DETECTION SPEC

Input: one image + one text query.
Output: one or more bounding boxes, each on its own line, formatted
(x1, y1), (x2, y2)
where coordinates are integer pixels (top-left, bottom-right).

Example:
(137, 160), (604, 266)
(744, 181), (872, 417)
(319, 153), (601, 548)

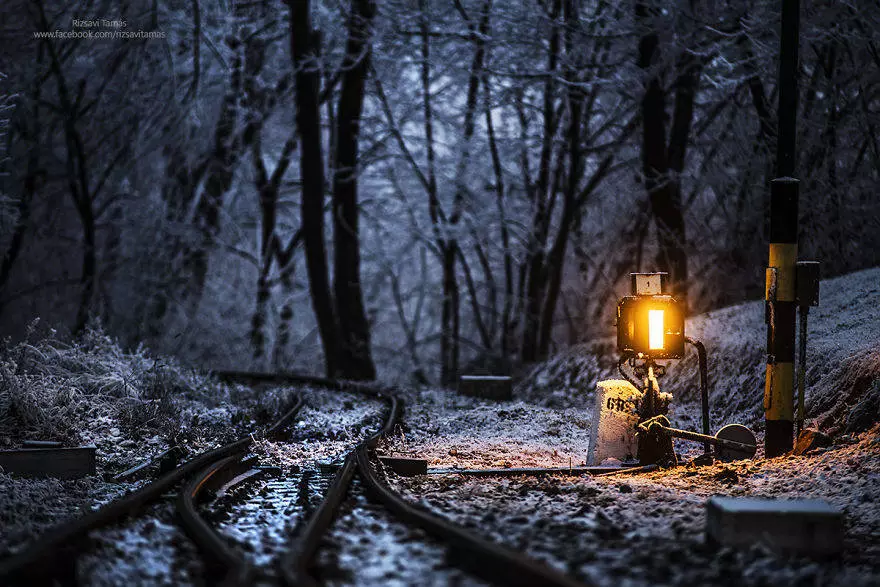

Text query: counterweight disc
(715, 424), (758, 461)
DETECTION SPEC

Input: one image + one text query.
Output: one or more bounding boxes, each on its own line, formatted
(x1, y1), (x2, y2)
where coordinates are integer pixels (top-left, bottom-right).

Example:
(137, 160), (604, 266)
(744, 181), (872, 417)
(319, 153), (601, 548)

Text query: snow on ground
(317, 477), (489, 587)
(0, 326), (299, 557)
(384, 267), (880, 586)
(0, 268), (877, 585)
(385, 388), (593, 469)
(252, 387), (385, 470)
(392, 424), (880, 587)
(78, 502), (205, 586)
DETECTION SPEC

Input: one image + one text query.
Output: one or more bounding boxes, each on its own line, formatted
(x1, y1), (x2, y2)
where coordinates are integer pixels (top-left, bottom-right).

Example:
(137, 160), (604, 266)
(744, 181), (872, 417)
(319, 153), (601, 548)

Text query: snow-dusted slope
(519, 267), (880, 436)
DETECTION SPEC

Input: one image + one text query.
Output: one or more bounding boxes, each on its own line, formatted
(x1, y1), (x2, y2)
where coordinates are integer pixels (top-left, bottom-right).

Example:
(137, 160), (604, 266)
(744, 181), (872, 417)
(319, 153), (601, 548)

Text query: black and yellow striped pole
(765, 0), (800, 457)
(765, 178), (798, 457)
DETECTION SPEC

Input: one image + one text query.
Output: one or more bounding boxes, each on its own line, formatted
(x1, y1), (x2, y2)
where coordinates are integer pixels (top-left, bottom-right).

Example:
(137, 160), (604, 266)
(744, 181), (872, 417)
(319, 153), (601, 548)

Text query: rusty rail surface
(177, 455), (256, 585)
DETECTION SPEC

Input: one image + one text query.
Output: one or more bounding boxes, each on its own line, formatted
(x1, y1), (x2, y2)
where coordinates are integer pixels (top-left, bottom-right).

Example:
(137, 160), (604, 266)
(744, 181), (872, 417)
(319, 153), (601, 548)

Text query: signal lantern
(616, 273), (685, 359)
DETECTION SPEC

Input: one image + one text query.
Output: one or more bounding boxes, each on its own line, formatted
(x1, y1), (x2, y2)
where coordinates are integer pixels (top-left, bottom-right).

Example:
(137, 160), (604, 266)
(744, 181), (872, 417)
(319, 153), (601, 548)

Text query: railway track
(1, 371), (594, 587)
(222, 372), (589, 587)
(0, 384), (304, 585)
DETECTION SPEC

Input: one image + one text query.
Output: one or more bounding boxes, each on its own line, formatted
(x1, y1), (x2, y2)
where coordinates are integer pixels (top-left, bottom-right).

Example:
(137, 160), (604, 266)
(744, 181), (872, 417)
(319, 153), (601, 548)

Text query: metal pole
(796, 306), (808, 435)
(776, 0), (800, 177)
(764, 0), (800, 458)
(686, 338), (711, 454)
(765, 180), (798, 457)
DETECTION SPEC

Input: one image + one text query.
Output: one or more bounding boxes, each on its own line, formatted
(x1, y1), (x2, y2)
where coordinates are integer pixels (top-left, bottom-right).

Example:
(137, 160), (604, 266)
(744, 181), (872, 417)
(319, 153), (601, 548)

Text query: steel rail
(177, 455), (256, 586)
(356, 420), (592, 587)
(177, 370), (398, 587)
(0, 392), (304, 583)
(256, 369), (594, 587)
(426, 465), (642, 477)
(280, 388), (402, 587)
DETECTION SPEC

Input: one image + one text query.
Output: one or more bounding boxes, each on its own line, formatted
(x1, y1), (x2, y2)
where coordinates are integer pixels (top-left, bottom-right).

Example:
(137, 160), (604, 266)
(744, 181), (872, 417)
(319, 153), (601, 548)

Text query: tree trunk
(289, 0), (338, 377)
(485, 82), (512, 358)
(636, 1), (693, 304)
(417, 0), (454, 384)
(183, 37), (245, 316)
(333, 0), (377, 380)
(521, 0), (561, 362)
(74, 203), (96, 335)
(535, 0), (582, 359)
(0, 137), (39, 312)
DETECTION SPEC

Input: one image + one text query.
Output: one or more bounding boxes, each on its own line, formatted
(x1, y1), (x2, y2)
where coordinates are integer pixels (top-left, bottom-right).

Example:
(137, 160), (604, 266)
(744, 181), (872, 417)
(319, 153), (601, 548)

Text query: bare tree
(635, 0), (698, 305)
(288, 0), (339, 377)
(332, 0), (379, 379)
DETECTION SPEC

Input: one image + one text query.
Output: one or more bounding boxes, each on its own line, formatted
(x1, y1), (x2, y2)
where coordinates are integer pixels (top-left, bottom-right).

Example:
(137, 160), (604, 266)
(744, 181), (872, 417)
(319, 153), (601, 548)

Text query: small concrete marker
(21, 439), (63, 448)
(380, 456), (428, 476)
(0, 445), (97, 479)
(457, 375), (513, 401)
(706, 496), (844, 556)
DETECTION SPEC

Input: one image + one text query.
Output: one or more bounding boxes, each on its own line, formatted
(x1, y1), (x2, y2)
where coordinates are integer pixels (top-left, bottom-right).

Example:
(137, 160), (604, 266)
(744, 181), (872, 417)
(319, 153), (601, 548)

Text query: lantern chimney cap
(631, 272), (669, 296)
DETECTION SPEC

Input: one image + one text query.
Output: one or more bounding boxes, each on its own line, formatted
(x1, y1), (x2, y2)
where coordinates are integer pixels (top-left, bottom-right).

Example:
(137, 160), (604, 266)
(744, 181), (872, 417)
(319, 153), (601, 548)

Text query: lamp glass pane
(648, 309), (664, 350)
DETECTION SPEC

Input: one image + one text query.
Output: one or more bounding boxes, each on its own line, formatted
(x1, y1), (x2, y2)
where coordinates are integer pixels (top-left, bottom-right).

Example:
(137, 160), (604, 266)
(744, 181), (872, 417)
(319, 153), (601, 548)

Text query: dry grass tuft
(0, 322), (292, 458)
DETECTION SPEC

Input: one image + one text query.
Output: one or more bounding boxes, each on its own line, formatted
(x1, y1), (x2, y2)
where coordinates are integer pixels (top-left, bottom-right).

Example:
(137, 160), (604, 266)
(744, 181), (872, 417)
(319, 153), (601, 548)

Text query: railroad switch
(588, 273), (758, 468)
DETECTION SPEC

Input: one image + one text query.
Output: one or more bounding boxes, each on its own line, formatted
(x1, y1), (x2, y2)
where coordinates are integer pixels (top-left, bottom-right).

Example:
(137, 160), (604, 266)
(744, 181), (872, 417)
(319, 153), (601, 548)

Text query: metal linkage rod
(685, 337), (711, 453)
(660, 426), (756, 454)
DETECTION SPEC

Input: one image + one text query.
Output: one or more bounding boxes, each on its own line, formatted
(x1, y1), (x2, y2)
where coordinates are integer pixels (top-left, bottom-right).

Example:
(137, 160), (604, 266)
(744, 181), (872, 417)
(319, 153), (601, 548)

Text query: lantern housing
(616, 273), (685, 359)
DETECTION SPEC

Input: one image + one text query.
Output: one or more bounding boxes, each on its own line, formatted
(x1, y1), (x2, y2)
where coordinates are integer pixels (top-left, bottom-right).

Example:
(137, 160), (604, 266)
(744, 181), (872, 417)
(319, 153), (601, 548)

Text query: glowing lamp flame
(648, 310), (664, 350)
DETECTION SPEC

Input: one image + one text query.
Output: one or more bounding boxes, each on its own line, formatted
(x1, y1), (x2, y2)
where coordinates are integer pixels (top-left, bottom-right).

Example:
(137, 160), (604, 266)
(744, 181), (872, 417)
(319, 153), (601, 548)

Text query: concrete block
(458, 375), (512, 401)
(0, 445), (97, 479)
(706, 496), (844, 556)
(21, 440), (63, 448)
(380, 456), (428, 476)
(586, 380), (643, 465)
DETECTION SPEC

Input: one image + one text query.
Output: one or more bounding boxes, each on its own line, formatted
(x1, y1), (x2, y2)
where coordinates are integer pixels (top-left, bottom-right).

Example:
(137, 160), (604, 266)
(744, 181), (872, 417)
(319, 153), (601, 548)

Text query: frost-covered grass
(0, 322), (294, 469)
(0, 322), (299, 558)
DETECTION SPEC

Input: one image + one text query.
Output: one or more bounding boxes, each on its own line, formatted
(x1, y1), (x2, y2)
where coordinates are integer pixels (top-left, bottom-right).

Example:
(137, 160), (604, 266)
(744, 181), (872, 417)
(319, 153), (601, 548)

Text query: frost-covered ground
(384, 267), (880, 586)
(78, 386), (386, 586)
(0, 326), (296, 556)
(1, 268), (878, 585)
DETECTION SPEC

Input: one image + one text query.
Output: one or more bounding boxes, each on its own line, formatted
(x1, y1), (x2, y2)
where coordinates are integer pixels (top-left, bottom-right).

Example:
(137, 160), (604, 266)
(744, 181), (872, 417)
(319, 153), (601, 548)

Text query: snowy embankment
(389, 267), (880, 587)
(519, 266), (880, 440)
(393, 268), (879, 471)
